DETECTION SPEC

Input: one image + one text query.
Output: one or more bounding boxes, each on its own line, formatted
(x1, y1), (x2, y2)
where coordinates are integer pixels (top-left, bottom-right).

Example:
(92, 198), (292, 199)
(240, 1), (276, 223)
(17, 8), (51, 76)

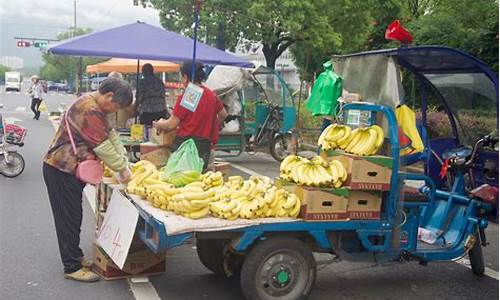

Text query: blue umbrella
(48, 21), (252, 67)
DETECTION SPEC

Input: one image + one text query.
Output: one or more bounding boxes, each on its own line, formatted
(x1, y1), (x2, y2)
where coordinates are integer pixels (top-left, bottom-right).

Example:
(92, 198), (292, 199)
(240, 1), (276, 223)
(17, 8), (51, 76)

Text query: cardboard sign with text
(96, 190), (139, 269)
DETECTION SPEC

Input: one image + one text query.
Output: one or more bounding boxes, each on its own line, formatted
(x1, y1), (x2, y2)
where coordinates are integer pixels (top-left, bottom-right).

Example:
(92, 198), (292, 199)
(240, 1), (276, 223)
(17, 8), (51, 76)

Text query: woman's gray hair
(98, 77), (133, 108)
(107, 71), (123, 79)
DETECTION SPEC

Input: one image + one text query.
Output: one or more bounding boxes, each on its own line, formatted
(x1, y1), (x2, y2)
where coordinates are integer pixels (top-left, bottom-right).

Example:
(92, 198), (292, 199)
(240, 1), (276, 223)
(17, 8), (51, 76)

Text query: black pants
(139, 110), (169, 126)
(31, 98), (42, 119)
(172, 136), (211, 171)
(43, 163), (86, 274)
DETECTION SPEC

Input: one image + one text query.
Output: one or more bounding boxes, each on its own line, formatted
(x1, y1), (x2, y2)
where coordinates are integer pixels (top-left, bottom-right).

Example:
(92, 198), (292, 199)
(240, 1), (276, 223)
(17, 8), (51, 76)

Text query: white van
(5, 72), (22, 92)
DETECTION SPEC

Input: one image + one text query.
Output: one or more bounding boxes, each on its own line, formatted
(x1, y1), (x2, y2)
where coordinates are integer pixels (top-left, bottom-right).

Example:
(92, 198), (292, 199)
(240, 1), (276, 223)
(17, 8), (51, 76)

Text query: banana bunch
(127, 160), (160, 196)
(343, 125), (384, 156)
(209, 186), (301, 220)
(280, 155), (347, 188)
(200, 171), (224, 188)
(167, 182), (219, 219)
(318, 124), (352, 150)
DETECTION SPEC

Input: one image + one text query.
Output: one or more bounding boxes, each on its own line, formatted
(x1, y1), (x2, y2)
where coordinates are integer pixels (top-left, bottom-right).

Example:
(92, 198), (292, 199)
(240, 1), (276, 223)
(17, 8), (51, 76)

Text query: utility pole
(73, 0), (82, 95)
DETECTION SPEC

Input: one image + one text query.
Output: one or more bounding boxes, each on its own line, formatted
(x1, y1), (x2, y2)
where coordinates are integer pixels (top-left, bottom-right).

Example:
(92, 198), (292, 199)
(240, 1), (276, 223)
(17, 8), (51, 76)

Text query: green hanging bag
(306, 61), (343, 116)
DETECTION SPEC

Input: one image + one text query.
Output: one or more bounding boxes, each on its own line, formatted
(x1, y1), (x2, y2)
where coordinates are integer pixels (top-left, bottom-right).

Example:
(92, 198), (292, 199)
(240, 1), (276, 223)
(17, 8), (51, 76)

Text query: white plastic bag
(221, 120), (240, 133)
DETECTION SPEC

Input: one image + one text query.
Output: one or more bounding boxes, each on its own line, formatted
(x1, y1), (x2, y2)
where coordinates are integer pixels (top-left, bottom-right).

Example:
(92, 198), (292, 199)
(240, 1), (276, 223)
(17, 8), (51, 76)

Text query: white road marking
(453, 257), (499, 280)
(15, 106), (26, 111)
(128, 279), (161, 300)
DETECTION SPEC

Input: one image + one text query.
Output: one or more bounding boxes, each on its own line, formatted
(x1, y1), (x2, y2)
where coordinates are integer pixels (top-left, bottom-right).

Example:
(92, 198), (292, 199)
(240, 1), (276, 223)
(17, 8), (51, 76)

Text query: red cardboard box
(321, 150), (393, 191)
(214, 161), (230, 177)
(93, 242), (165, 280)
(347, 190), (383, 220)
(295, 186), (349, 221)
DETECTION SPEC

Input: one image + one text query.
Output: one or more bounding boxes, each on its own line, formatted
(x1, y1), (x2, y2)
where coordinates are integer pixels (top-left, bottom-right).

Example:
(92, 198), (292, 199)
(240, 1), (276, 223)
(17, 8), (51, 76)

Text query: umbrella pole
(191, 0), (202, 81)
(135, 59), (140, 124)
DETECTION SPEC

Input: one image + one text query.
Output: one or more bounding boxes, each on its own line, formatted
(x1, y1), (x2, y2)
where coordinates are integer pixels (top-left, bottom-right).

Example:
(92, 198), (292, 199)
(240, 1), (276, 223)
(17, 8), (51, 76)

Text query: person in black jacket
(135, 63), (168, 126)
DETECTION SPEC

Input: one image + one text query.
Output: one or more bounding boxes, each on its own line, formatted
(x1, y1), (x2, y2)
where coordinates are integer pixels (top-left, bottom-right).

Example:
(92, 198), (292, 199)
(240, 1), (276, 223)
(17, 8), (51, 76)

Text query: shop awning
(86, 58), (180, 74)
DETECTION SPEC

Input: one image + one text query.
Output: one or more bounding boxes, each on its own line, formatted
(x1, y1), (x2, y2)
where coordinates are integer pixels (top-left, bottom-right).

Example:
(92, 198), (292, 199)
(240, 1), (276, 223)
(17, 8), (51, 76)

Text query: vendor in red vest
(153, 61), (227, 170)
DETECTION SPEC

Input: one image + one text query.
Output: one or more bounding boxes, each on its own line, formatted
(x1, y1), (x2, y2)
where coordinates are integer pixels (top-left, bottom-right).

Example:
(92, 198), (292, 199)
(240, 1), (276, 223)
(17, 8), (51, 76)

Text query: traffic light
(16, 41), (31, 47)
(34, 41), (48, 48)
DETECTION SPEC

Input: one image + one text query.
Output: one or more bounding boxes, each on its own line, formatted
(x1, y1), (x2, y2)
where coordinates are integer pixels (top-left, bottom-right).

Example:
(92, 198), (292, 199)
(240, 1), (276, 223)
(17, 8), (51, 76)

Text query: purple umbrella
(48, 21), (252, 67)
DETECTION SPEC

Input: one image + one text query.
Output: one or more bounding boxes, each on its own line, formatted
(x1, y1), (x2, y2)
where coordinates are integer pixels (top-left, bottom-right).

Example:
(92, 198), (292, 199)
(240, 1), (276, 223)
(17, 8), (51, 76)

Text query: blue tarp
(48, 21), (252, 67)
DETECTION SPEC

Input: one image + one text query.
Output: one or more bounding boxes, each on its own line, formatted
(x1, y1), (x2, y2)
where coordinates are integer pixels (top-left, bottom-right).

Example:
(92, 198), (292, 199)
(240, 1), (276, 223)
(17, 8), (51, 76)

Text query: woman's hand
(117, 166), (132, 183)
(153, 118), (168, 133)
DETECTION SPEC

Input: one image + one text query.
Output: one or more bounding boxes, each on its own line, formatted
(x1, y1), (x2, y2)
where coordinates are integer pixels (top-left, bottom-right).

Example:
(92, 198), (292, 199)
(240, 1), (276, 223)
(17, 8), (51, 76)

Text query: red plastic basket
(4, 123), (27, 144)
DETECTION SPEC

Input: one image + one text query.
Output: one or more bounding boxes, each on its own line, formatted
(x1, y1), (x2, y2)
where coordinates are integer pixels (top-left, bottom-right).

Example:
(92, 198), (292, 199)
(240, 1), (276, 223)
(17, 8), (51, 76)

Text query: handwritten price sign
(96, 189), (139, 269)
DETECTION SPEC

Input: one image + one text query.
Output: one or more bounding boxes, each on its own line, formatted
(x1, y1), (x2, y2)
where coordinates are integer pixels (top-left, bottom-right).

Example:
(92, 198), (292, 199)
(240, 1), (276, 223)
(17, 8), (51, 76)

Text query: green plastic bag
(161, 139), (204, 187)
(306, 61), (343, 117)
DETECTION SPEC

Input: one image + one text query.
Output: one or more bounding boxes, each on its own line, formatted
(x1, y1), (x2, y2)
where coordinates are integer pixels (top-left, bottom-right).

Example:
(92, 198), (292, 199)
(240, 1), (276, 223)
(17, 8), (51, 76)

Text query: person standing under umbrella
(135, 63), (168, 126)
(153, 61), (227, 171)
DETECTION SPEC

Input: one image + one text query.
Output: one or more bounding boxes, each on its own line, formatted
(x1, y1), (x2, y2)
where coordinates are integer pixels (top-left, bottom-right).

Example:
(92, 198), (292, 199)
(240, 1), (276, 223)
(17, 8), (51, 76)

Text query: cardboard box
(321, 150), (393, 191)
(296, 186), (349, 221)
(347, 190), (383, 220)
(214, 161), (230, 177)
(140, 142), (171, 168)
(151, 127), (176, 146)
(93, 243), (165, 280)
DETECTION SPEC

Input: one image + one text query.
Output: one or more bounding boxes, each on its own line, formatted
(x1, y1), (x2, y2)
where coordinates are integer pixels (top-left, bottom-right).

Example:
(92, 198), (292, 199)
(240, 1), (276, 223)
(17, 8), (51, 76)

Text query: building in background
(235, 43), (301, 91)
(0, 56), (24, 70)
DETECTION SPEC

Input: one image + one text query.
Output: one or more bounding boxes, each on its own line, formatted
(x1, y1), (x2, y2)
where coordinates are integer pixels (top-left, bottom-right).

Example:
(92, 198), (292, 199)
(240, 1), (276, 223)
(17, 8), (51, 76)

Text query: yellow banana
(186, 206), (210, 219)
(328, 162), (340, 184)
(350, 129), (369, 155)
(318, 124), (336, 146)
(331, 160), (347, 182)
(288, 194), (302, 218)
(282, 193), (297, 209)
(345, 129), (362, 152)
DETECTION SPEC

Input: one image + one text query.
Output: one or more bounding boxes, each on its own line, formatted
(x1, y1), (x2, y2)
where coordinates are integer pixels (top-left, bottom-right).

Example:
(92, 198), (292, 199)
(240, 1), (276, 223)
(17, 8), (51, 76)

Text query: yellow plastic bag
(395, 104), (424, 155)
(39, 100), (48, 113)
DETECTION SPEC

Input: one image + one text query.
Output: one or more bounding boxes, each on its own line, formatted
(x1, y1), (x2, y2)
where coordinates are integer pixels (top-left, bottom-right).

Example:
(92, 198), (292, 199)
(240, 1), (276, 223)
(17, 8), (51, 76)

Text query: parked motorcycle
(0, 120), (26, 178)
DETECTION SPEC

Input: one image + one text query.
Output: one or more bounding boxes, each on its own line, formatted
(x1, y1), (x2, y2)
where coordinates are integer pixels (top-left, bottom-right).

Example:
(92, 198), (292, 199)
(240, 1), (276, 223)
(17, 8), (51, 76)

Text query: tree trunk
(262, 44), (277, 70)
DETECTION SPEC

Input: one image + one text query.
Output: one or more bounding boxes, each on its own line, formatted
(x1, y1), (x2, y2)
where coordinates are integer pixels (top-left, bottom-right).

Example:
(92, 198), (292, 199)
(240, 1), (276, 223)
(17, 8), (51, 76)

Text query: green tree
(140, 0), (342, 70)
(0, 65), (12, 82)
(408, 0), (499, 71)
(39, 28), (105, 85)
(290, 0), (374, 81)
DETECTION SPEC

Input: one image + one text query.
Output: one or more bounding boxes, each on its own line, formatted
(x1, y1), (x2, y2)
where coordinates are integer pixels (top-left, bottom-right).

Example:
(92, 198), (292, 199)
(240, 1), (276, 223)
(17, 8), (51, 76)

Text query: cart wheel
(196, 238), (244, 277)
(469, 232), (485, 275)
(0, 152), (25, 178)
(240, 237), (316, 300)
(196, 239), (226, 275)
(269, 134), (294, 162)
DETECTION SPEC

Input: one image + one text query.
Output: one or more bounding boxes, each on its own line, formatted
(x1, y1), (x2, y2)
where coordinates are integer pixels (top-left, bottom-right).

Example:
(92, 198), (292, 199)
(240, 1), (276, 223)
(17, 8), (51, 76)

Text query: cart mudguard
(232, 230), (264, 252)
